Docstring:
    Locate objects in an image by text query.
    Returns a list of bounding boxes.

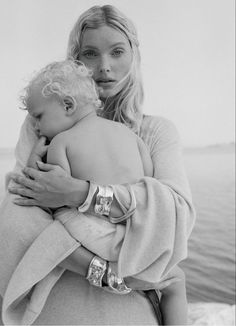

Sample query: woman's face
[79,25,132,99]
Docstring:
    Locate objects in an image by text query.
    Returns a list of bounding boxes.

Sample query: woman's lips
[96,80,116,88]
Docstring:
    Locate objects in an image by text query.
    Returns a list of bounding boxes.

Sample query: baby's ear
[63,96,77,115]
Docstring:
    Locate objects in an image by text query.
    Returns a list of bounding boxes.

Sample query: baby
[23,60,187,325]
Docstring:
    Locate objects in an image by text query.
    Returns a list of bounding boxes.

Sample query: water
[0,149,235,305]
[181,150,235,305]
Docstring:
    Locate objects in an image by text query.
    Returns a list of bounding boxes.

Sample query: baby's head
[22,60,101,140]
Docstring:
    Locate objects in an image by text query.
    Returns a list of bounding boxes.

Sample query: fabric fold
[2,220,80,325]
[117,177,189,281]
[54,207,125,262]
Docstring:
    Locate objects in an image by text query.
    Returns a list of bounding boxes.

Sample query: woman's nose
[99,56,111,73]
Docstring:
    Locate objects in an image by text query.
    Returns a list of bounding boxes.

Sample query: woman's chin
[99,85,122,100]
[99,89,114,99]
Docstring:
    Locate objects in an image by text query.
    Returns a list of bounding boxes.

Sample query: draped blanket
[0,193,81,325]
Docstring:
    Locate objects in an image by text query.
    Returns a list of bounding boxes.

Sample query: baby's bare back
[66,117,145,185]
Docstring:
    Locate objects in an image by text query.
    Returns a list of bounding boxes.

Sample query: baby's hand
[27,136,49,169]
[31,136,49,157]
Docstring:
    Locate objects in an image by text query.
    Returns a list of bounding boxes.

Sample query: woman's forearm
[60,245,95,277]
[60,245,109,285]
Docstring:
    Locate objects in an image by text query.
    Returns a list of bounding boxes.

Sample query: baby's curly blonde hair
[21,60,102,110]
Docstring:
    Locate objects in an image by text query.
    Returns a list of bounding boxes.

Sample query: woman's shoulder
[140,115,180,145]
[16,114,38,146]
[140,114,182,155]
[21,114,36,132]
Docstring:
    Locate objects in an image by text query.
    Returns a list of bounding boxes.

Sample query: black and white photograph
[0,0,235,325]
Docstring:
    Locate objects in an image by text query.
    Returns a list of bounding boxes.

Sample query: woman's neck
[100,96,116,120]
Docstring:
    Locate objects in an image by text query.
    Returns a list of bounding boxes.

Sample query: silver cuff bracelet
[94,185,114,217]
[86,256,107,288]
[104,264,132,295]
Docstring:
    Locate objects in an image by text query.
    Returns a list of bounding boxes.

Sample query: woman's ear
[63,96,77,115]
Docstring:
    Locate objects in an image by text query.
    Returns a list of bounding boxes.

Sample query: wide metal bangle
[86,256,107,288]
[94,185,114,217]
[109,184,136,224]
[78,181,98,213]
[104,265,132,295]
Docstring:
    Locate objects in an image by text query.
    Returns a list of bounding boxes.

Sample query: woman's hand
[8,161,89,208]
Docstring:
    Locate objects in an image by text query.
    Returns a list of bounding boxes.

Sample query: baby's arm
[137,137,153,177]
[160,266,188,325]
[46,135,71,174]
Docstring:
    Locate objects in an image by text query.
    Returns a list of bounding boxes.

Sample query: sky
[0,0,235,148]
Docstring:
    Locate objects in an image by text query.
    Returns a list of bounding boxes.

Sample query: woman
[0,5,195,325]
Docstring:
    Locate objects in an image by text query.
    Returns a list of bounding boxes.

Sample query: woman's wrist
[78,182,134,221]
[60,246,95,277]
[86,257,132,294]
[66,178,90,207]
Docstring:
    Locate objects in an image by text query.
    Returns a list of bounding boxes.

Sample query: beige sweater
[0,115,195,325]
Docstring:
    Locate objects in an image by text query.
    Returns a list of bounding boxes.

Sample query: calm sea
[181,149,235,305]
[0,148,235,305]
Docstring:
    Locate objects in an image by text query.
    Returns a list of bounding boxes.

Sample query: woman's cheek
[79,58,96,74]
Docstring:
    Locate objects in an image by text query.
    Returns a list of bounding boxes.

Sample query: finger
[13,197,39,206]
[42,145,49,153]
[22,167,43,181]
[38,136,47,145]
[8,186,35,198]
[10,172,34,185]
[11,172,43,191]
[36,161,57,171]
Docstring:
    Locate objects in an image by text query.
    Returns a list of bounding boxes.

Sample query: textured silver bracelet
[104,264,132,295]
[94,185,114,217]
[78,181,98,213]
[86,256,107,288]
[109,184,136,224]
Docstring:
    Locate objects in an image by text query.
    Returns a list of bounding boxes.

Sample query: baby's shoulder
[48,131,69,149]
[98,118,135,139]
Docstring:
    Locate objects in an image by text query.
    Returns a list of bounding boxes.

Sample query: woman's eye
[112,49,124,57]
[82,51,98,58]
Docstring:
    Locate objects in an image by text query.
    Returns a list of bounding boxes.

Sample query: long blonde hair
[67,5,144,133]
